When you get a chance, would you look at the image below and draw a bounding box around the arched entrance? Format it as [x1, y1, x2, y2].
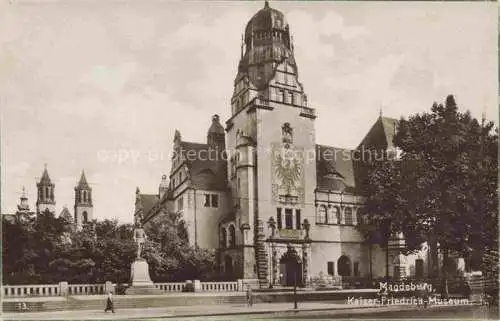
[337, 255, 351, 276]
[279, 245, 303, 287]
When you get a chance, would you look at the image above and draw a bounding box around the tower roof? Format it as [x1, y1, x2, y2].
[59, 206, 73, 222]
[238, 1, 296, 90]
[39, 165, 53, 185]
[76, 170, 90, 189]
[244, 1, 287, 37]
[208, 114, 225, 136]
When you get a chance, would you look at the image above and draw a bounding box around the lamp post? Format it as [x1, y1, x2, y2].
[284, 244, 300, 310]
[293, 263, 298, 310]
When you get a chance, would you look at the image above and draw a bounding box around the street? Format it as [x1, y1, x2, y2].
[172, 305, 499, 321]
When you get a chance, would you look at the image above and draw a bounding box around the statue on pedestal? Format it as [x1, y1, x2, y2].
[126, 211, 161, 295]
[133, 223, 147, 259]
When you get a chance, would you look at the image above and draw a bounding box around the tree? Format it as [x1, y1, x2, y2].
[361, 95, 498, 298]
[144, 210, 217, 281]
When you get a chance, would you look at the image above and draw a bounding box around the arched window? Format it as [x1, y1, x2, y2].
[82, 211, 88, 224]
[221, 228, 227, 248]
[357, 208, 363, 225]
[317, 205, 327, 224]
[335, 206, 342, 224]
[338, 255, 351, 277]
[345, 207, 353, 225]
[229, 225, 236, 248]
[328, 206, 338, 225]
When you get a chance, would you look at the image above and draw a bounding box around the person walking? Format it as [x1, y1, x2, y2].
[246, 284, 253, 307]
[104, 291, 115, 313]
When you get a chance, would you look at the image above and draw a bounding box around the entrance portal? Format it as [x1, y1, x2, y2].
[279, 248, 303, 287]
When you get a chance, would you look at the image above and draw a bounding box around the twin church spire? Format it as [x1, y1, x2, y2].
[32, 165, 92, 230]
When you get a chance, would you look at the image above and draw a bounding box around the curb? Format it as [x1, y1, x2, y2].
[146, 303, 480, 319]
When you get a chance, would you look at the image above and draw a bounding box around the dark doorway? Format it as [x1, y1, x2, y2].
[224, 255, 233, 279]
[338, 255, 351, 276]
[280, 256, 303, 287]
[415, 259, 424, 279]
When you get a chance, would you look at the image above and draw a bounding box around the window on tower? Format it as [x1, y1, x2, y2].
[317, 205, 327, 224]
[284, 208, 293, 229]
[276, 208, 282, 229]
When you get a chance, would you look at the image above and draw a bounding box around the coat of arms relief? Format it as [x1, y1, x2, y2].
[271, 123, 305, 204]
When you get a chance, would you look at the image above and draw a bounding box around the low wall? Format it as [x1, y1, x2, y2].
[2, 280, 240, 298]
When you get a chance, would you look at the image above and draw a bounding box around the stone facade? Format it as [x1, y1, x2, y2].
[137, 2, 436, 286]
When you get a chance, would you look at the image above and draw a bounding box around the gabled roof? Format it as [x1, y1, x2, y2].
[138, 194, 159, 216]
[357, 116, 398, 151]
[178, 141, 228, 191]
[316, 144, 360, 193]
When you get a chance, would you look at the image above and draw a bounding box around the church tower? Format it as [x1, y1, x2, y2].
[224, 1, 317, 284]
[36, 165, 56, 215]
[74, 170, 93, 230]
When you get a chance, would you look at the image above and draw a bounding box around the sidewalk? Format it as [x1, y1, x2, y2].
[2, 301, 476, 320]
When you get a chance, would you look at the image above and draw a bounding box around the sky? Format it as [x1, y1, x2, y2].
[1, 0, 497, 223]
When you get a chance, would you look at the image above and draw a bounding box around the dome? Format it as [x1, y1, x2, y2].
[244, 1, 288, 38]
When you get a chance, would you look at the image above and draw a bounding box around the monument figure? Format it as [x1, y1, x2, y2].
[125, 215, 162, 295]
[134, 225, 146, 259]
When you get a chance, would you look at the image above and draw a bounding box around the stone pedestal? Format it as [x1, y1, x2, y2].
[125, 259, 162, 295]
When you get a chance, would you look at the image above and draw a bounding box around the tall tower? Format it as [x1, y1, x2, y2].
[36, 165, 56, 215]
[74, 170, 93, 230]
[225, 1, 316, 284]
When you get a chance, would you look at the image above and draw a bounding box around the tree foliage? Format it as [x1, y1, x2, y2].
[360, 95, 498, 293]
[3, 210, 217, 284]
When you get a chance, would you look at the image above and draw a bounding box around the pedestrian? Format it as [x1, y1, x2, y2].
[422, 283, 430, 308]
[104, 291, 115, 313]
[246, 284, 253, 307]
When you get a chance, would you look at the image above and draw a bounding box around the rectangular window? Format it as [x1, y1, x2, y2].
[354, 262, 359, 276]
[327, 262, 334, 276]
[177, 197, 184, 211]
[211, 194, 219, 208]
[296, 209, 301, 229]
[179, 172, 183, 182]
[277, 208, 282, 229]
[204, 194, 210, 207]
[277, 89, 284, 102]
[285, 208, 293, 229]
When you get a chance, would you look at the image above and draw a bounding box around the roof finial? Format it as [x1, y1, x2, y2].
[264, 0, 269, 8]
[379, 107, 383, 118]
[21, 186, 26, 198]
[44, 163, 48, 170]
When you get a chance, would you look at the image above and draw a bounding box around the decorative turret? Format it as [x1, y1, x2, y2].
[207, 114, 226, 151]
[17, 187, 30, 212]
[74, 170, 93, 230]
[36, 164, 56, 215]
